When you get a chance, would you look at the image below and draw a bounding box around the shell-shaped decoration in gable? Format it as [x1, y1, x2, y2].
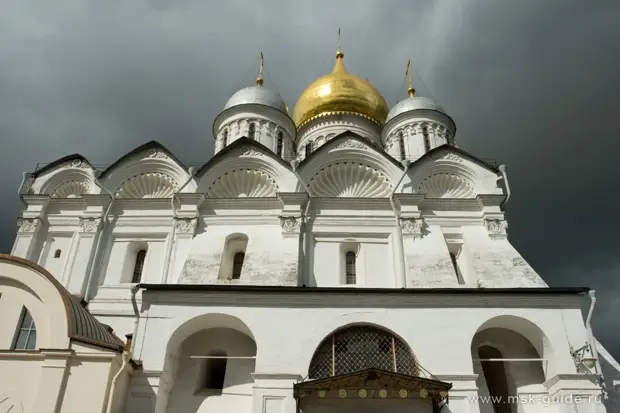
[116, 172, 178, 198]
[51, 180, 91, 198]
[417, 173, 475, 198]
[61, 159, 90, 169]
[206, 168, 278, 198]
[309, 162, 393, 198]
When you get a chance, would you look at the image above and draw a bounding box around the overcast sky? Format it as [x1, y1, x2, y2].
[1, 0, 619, 356]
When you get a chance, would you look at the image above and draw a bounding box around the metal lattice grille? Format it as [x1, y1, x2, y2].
[309, 326, 419, 379]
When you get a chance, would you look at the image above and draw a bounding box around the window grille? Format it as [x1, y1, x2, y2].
[232, 252, 245, 279]
[132, 249, 147, 283]
[345, 251, 356, 285]
[13, 307, 37, 350]
[305, 143, 312, 157]
[309, 326, 419, 379]
[248, 123, 256, 139]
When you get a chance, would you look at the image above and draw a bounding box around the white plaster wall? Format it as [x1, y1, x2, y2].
[101, 238, 167, 285]
[300, 397, 432, 413]
[0, 358, 42, 413]
[404, 225, 461, 287]
[462, 226, 548, 287]
[179, 225, 298, 285]
[38, 232, 74, 284]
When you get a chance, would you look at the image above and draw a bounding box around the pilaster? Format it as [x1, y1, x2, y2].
[252, 373, 303, 413]
[65, 217, 102, 294]
[32, 349, 73, 413]
[544, 374, 607, 412]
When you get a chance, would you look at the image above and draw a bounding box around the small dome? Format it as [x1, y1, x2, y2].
[223, 86, 287, 113]
[292, 54, 389, 130]
[386, 96, 446, 124]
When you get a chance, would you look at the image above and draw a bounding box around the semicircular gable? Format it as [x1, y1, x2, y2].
[404, 146, 502, 197]
[196, 140, 297, 194]
[100, 142, 194, 195]
[0, 255, 124, 352]
[33, 161, 96, 197]
[298, 132, 403, 191]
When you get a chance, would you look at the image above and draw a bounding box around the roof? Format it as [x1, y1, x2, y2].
[138, 283, 589, 295]
[0, 255, 125, 352]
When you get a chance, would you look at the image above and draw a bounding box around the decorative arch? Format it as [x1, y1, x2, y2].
[307, 162, 393, 197]
[308, 324, 418, 379]
[37, 169, 95, 198]
[417, 172, 476, 198]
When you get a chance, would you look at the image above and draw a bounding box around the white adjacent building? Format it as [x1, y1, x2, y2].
[2, 46, 619, 413]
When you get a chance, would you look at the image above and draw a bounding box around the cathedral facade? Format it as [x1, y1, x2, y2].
[1, 45, 618, 413]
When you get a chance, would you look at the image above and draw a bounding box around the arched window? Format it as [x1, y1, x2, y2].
[54, 249, 62, 258]
[203, 350, 227, 390]
[305, 142, 312, 157]
[13, 307, 37, 350]
[398, 132, 406, 160]
[479, 346, 512, 413]
[309, 326, 418, 379]
[248, 123, 256, 139]
[222, 129, 228, 147]
[422, 126, 430, 152]
[345, 251, 356, 285]
[232, 252, 245, 279]
[131, 249, 147, 283]
[276, 131, 284, 156]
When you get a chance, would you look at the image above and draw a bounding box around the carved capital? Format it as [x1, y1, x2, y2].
[279, 216, 301, 234]
[174, 217, 198, 234]
[79, 217, 102, 233]
[17, 217, 42, 233]
[399, 218, 423, 239]
[485, 219, 508, 239]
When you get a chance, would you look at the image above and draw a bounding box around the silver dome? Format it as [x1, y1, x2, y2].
[386, 96, 446, 123]
[223, 86, 287, 113]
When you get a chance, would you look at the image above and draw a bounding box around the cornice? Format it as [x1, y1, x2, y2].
[310, 197, 394, 211]
[201, 197, 283, 211]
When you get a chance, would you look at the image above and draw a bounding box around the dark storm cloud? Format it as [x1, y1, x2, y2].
[1, 1, 618, 354]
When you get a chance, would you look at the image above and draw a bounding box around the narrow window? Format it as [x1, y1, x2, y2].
[12, 307, 37, 350]
[276, 131, 284, 156]
[222, 129, 228, 147]
[449, 252, 459, 274]
[248, 123, 256, 139]
[422, 126, 430, 152]
[131, 249, 147, 283]
[345, 251, 356, 285]
[232, 252, 245, 279]
[398, 132, 406, 160]
[54, 249, 62, 258]
[305, 142, 312, 158]
[203, 350, 227, 390]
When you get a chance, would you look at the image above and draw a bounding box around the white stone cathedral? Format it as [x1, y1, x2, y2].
[1, 44, 619, 413]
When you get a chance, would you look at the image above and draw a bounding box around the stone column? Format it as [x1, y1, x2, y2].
[252, 373, 302, 413]
[32, 350, 72, 413]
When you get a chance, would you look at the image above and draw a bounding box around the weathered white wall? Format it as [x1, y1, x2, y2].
[179, 225, 298, 285]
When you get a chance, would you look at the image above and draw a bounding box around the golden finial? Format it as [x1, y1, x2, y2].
[336, 28, 344, 59]
[406, 60, 415, 98]
[256, 52, 264, 86]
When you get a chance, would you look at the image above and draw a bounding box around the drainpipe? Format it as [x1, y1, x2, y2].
[84, 178, 116, 303]
[105, 334, 133, 413]
[585, 290, 607, 396]
[130, 285, 140, 355]
[17, 172, 33, 197]
[389, 160, 411, 288]
[290, 160, 312, 286]
[498, 165, 511, 209]
[162, 168, 197, 282]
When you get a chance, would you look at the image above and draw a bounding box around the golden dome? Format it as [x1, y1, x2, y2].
[292, 52, 389, 130]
